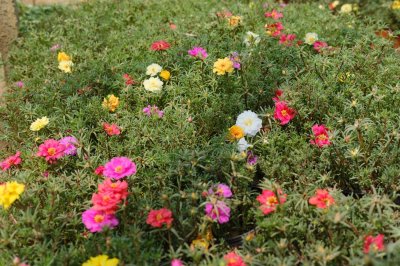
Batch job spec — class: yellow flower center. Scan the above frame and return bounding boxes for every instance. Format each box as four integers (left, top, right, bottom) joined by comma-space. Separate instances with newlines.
115, 165, 123, 173
281, 110, 288, 116
111, 183, 117, 188
156, 213, 163, 221
267, 196, 278, 206
244, 118, 253, 126
103, 195, 110, 202
94, 214, 104, 223
47, 148, 56, 156
317, 134, 327, 140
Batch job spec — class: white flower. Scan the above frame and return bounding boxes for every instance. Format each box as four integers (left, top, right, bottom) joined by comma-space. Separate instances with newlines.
237, 138, 251, 152
243, 31, 261, 47
143, 77, 163, 92
58, 60, 73, 73
146, 63, 162, 76
340, 4, 352, 13
304, 32, 319, 45
236, 110, 262, 137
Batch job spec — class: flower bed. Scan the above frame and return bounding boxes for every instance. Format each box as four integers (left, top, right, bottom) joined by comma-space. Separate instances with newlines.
1, 0, 400, 265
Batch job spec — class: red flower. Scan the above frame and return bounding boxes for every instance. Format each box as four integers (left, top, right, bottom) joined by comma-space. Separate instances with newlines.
146, 208, 173, 228
91, 191, 122, 213
95, 165, 105, 176
273, 101, 296, 125
265, 22, 284, 37
272, 89, 283, 102
310, 124, 331, 147
364, 234, 385, 254
150, 40, 171, 51
122, 74, 136, 86
224, 252, 246, 266
103, 123, 121, 136
256, 189, 286, 215
98, 178, 128, 200
279, 34, 296, 46
309, 189, 335, 209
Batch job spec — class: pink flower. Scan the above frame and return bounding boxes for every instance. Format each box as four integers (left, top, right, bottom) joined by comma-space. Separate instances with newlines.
103, 123, 121, 136
59, 136, 78, 155
279, 34, 296, 46
123, 73, 135, 85
224, 252, 246, 266
309, 189, 335, 209
36, 139, 65, 164
146, 208, 173, 228
310, 124, 331, 147
91, 191, 122, 213
256, 189, 286, 215
94, 165, 105, 176
364, 234, 385, 254
207, 184, 232, 198
273, 101, 296, 125
313, 41, 328, 53
205, 200, 230, 224
150, 40, 171, 51
216, 10, 232, 18
169, 23, 177, 30
98, 179, 128, 200
264, 10, 283, 20
171, 259, 184, 266
103, 157, 137, 180
15, 81, 24, 88
82, 208, 118, 233
188, 46, 208, 60
50, 44, 60, 52
0, 151, 22, 171
265, 22, 284, 37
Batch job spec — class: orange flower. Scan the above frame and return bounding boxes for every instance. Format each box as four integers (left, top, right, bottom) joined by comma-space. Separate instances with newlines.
228, 125, 245, 141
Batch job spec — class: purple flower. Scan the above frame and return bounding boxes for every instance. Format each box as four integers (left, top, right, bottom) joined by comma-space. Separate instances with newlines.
188, 46, 208, 60
247, 151, 258, 165
208, 183, 232, 198
205, 200, 230, 224
15, 81, 24, 88
50, 44, 61, 52
143, 105, 164, 118
59, 136, 78, 156
230, 52, 241, 70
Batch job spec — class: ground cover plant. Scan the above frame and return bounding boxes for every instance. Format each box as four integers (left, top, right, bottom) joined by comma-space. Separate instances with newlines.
1, 0, 400, 265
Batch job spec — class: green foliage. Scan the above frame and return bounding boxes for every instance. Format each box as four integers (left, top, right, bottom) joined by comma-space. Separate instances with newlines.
1, 0, 400, 265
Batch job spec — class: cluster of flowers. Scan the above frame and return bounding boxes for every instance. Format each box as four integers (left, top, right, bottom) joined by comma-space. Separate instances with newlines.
213, 52, 241, 75
82, 157, 135, 232
304, 32, 331, 53
37, 136, 78, 164
229, 110, 263, 153
57, 52, 73, 73
204, 183, 232, 224
143, 63, 170, 92
263, 8, 298, 46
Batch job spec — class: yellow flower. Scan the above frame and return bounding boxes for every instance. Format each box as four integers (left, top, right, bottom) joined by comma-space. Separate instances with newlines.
228, 125, 245, 141
102, 94, 119, 112
340, 3, 352, 13
228, 16, 241, 27
213, 57, 234, 75
392, 0, 400, 9
0, 181, 25, 210
57, 52, 71, 62
82, 255, 119, 266
159, 70, 171, 80
30, 116, 49, 131
58, 60, 73, 73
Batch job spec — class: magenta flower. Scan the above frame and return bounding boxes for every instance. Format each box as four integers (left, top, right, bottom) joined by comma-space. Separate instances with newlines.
310, 124, 331, 147
0, 151, 22, 171
103, 157, 137, 180
188, 46, 208, 60
313, 41, 328, 53
171, 259, 184, 266
15, 81, 24, 88
36, 139, 65, 164
59, 136, 78, 155
279, 34, 296, 46
230, 52, 241, 69
247, 151, 258, 165
82, 208, 119, 233
205, 200, 231, 224
208, 184, 232, 198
